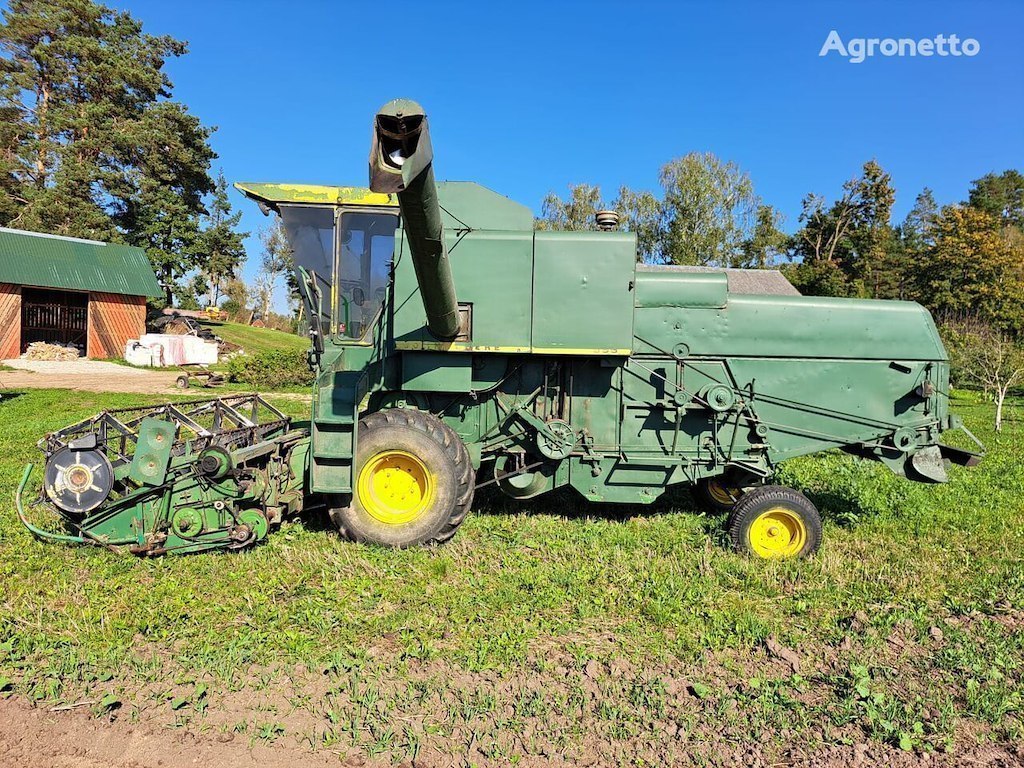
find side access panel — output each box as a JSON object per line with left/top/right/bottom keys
{"left": 532, "top": 231, "right": 635, "bottom": 355}
{"left": 402, "top": 352, "right": 473, "bottom": 392}
{"left": 393, "top": 230, "right": 534, "bottom": 352}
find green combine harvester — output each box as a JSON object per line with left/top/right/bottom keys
{"left": 18, "top": 99, "right": 981, "bottom": 559}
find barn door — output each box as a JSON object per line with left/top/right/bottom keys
{"left": 20, "top": 287, "right": 88, "bottom": 352}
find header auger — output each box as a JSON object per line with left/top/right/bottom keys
{"left": 18, "top": 99, "right": 981, "bottom": 558}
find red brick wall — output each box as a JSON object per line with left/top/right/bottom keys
{"left": 0, "top": 283, "right": 21, "bottom": 359}
{"left": 87, "top": 292, "right": 147, "bottom": 359}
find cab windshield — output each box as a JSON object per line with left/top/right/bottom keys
{"left": 278, "top": 205, "right": 397, "bottom": 340}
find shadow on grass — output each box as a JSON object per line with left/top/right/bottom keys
{"left": 295, "top": 497, "right": 335, "bottom": 533}
{"left": 472, "top": 484, "right": 716, "bottom": 523}
{"left": 475, "top": 477, "right": 869, "bottom": 518}
{"left": 293, "top": 474, "right": 870, "bottom": 538}
{"left": 797, "top": 489, "right": 868, "bottom": 528}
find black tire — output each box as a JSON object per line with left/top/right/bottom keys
{"left": 175, "top": 375, "right": 190, "bottom": 389}
{"left": 692, "top": 473, "right": 747, "bottom": 513}
{"left": 327, "top": 409, "right": 475, "bottom": 547}
{"left": 727, "top": 485, "right": 822, "bottom": 559}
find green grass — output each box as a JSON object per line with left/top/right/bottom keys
{"left": 199, "top": 319, "right": 308, "bottom": 355}
{"left": 0, "top": 387, "right": 1021, "bottom": 763}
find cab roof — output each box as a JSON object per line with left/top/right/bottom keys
{"left": 236, "top": 181, "right": 534, "bottom": 232}
{"left": 234, "top": 182, "right": 397, "bottom": 208}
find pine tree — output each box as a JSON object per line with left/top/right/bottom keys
{"left": 0, "top": 0, "right": 218, "bottom": 304}
{"left": 967, "top": 170, "right": 1024, "bottom": 231}
{"left": 902, "top": 188, "right": 939, "bottom": 253}
{"left": 844, "top": 160, "right": 896, "bottom": 297}
{"left": 200, "top": 171, "right": 248, "bottom": 306}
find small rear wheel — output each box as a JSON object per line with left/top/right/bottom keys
{"left": 327, "top": 409, "right": 475, "bottom": 547}
{"left": 727, "top": 485, "right": 822, "bottom": 559}
{"left": 175, "top": 375, "right": 190, "bottom": 389}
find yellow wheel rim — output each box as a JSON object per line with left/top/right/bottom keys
{"left": 357, "top": 450, "right": 435, "bottom": 525}
{"left": 708, "top": 478, "right": 740, "bottom": 506}
{"left": 748, "top": 506, "right": 807, "bottom": 559}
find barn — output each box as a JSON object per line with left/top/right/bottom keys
{"left": 0, "top": 227, "right": 161, "bottom": 360}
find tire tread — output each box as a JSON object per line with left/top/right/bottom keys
{"left": 727, "top": 484, "right": 822, "bottom": 558}
{"left": 329, "top": 408, "right": 475, "bottom": 546}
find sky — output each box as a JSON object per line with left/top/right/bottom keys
{"left": 115, "top": 0, "right": 1024, "bottom": 311}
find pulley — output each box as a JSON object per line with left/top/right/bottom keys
{"left": 44, "top": 446, "right": 114, "bottom": 515}
{"left": 198, "top": 446, "right": 232, "bottom": 479}
{"left": 699, "top": 384, "right": 736, "bottom": 412}
{"left": 494, "top": 454, "right": 553, "bottom": 500}
{"left": 536, "top": 419, "right": 577, "bottom": 460}
{"left": 892, "top": 428, "right": 917, "bottom": 452}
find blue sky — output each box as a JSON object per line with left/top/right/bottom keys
{"left": 118, "top": 0, "right": 1023, "bottom": 309}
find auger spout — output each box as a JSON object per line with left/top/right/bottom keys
{"left": 368, "top": 98, "right": 460, "bottom": 339}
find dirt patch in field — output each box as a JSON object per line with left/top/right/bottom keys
{"left": 2, "top": 633, "right": 1021, "bottom": 768}
{"left": 0, "top": 685, "right": 1017, "bottom": 768}
{"left": 0, "top": 696, "right": 377, "bottom": 768}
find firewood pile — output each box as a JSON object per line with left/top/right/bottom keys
{"left": 24, "top": 342, "right": 81, "bottom": 361}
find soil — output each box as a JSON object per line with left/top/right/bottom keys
{"left": 0, "top": 696, "right": 374, "bottom": 768}
{"left": 1, "top": 640, "right": 1021, "bottom": 768}
{"left": 0, "top": 689, "right": 1018, "bottom": 768}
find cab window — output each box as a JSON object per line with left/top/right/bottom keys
{"left": 278, "top": 205, "right": 333, "bottom": 326}
{"left": 337, "top": 212, "right": 398, "bottom": 339}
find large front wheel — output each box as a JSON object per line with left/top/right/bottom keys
{"left": 327, "top": 409, "right": 475, "bottom": 547}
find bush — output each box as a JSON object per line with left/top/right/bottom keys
{"left": 227, "top": 349, "right": 313, "bottom": 389}
{"left": 220, "top": 299, "right": 243, "bottom": 317}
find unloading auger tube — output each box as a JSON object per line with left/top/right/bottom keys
{"left": 17, "top": 395, "right": 311, "bottom": 555}
{"left": 368, "top": 98, "right": 460, "bottom": 339}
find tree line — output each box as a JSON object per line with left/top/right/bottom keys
{"left": 0, "top": 0, "right": 247, "bottom": 308}
{"left": 538, "top": 162, "right": 1024, "bottom": 333}
{"left": 3, "top": 0, "right": 1023, "bottom": 380}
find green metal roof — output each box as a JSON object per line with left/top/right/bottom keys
{"left": 0, "top": 227, "right": 162, "bottom": 297}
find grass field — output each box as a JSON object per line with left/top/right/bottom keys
{"left": 0, "top": 387, "right": 1020, "bottom": 766}
{"left": 199, "top": 319, "right": 308, "bottom": 355}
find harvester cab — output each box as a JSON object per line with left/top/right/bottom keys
{"left": 17, "top": 98, "right": 982, "bottom": 559}
{"left": 252, "top": 184, "right": 399, "bottom": 348}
